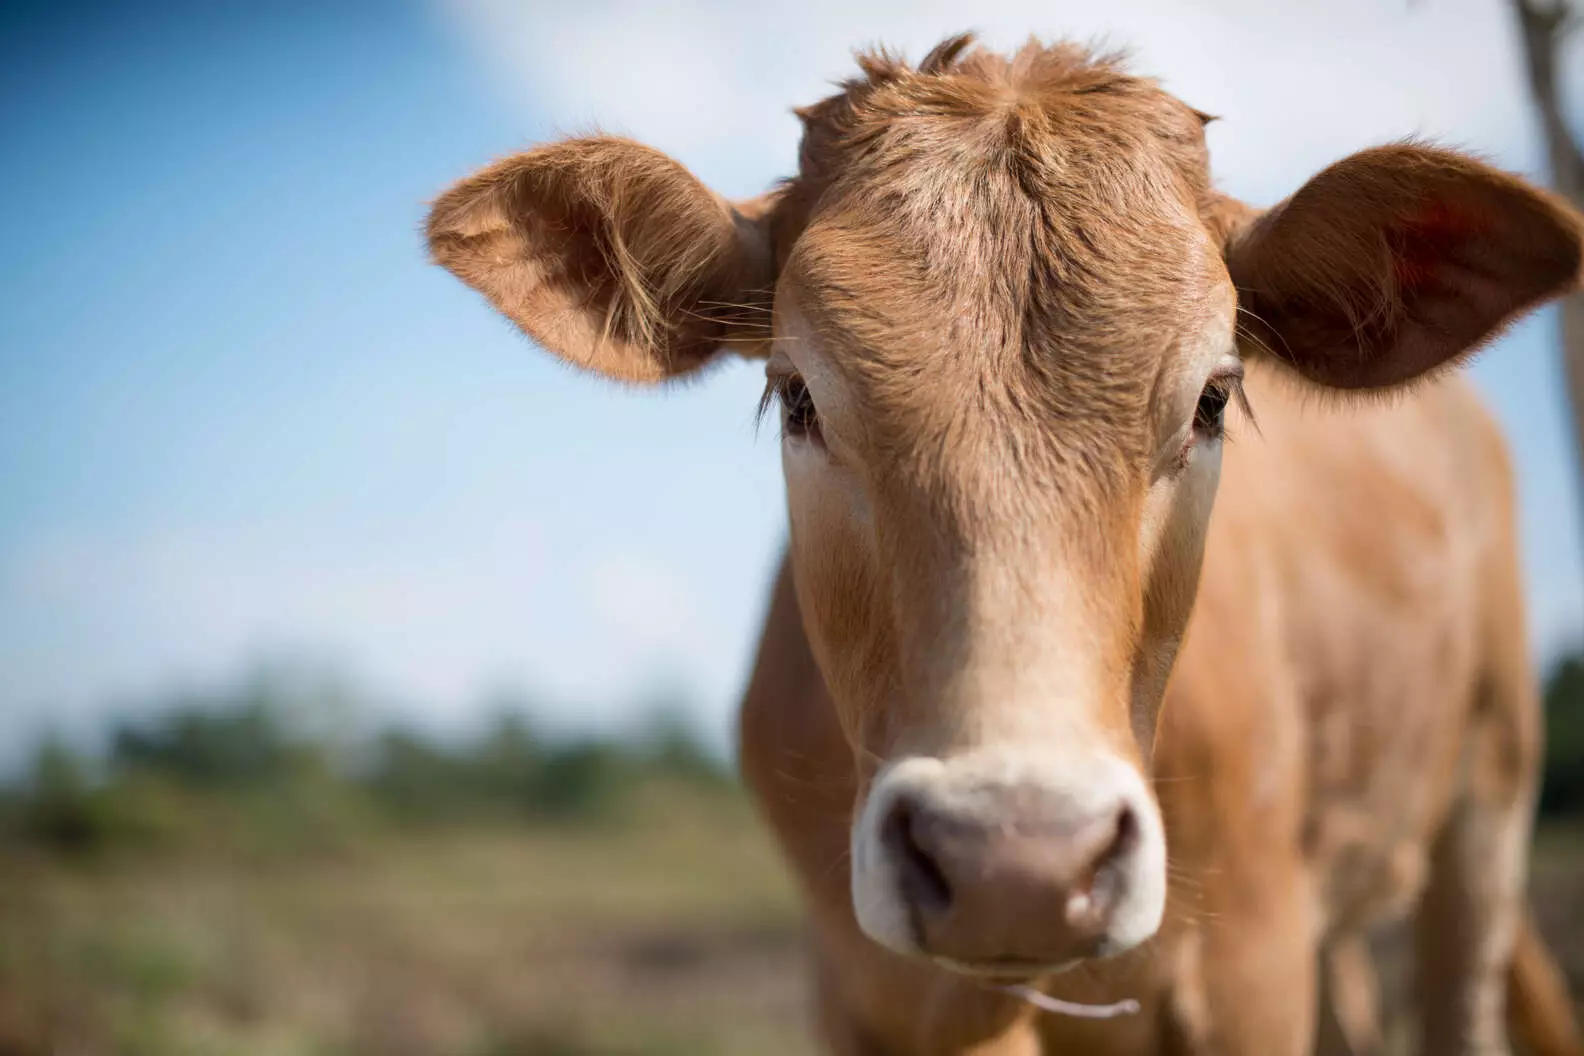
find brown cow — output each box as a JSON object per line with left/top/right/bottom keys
{"left": 427, "top": 35, "right": 1584, "bottom": 1056}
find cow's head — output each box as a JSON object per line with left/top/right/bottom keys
{"left": 428, "top": 37, "right": 1581, "bottom": 975}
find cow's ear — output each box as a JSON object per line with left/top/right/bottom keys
{"left": 427, "top": 136, "right": 776, "bottom": 383}
{"left": 1222, "top": 145, "right": 1584, "bottom": 390}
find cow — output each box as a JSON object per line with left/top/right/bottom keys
{"left": 426, "top": 35, "right": 1584, "bottom": 1056}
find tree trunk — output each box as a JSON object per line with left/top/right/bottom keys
{"left": 1514, "top": 0, "right": 1584, "bottom": 532}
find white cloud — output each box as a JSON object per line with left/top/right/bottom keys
{"left": 439, "top": 0, "right": 1564, "bottom": 199}
{"left": 583, "top": 546, "right": 705, "bottom": 656}
{"left": 1, "top": 515, "right": 552, "bottom": 727}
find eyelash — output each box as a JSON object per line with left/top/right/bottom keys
{"left": 1194, "top": 378, "right": 1235, "bottom": 439}
{"left": 763, "top": 374, "right": 822, "bottom": 443}
{"left": 1175, "top": 373, "right": 1251, "bottom": 470}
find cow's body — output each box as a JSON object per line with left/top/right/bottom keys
{"left": 741, "top": 368, "right": 1568, "bottom": 1054}
{"left": 427, "top": 33, "right": 1584, "bottom": 1056}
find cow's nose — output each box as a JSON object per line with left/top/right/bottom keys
{"left": 882, "top": 786, "right": 1139, "bottom": 968}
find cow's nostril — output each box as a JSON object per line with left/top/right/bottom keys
{"left": 1074, "top": 802, "right": 1139, "bottom": 924}
{"left": 1105, "top": 802, "right": 1140, "bottom": 865}
{"left": 885, "top": 797, "right": 953, "bottom": 919}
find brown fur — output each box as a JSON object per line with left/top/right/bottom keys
{"left": 427, "top": 138, "right": 777, "bottom": 381}
{"left": 428, "top": 34, "right": 1584, "bottom": 1055}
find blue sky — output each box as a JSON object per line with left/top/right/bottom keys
{"left": 2, "top": 0, "right": 1582, "bottom": 758}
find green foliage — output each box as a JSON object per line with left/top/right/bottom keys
{"left": 0, "top": 669, "right": 735, "bottom": 859}
{"left": 1542, "top": 651, "right": 1584, "bottom": 817}
{"left": 528, "top": 740, "right": 635, "bottom": 819}
{"left": 635, "top": 709, "right": 732, "bottom": 790}
{"left": 363, "top": 705, "right": 730, "bottom": 825}
{"left": 110, "top": 698, "right": 322, "bottom": 790}
{"left": 363, "top": 727, "right": 481, "bottom": 822}
{"left": 11, "top": 737, "right": 119, "bottom": 854}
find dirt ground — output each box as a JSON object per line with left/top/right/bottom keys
{"left": 0, "top": 794, "right": 1577, "bottom": 1055}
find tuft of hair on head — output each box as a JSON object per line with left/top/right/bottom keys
{"left": 917, "top": 32, "right": 977, "bottom": 75}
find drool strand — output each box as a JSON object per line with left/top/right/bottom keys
{"left": 996, "top": 983, "right": 1140, "bottom": 1021}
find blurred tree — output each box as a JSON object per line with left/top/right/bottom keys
{"left": 1, "top": 666, "right": 737, "bottom": 855}
{"left": 473, "top": 710, "right": 544, "bottom": 804}
{"left": 1514, "top": 0, "right": 1584, "bottom": 530}
{"left": 529, "top": 739, "right": 635, "bottom": 818}
{"left": 15, "top": 737, "right": 110, "bottom": 852}
{"left": 634, "top": 707, "right": 729, "bottom": 786}
{"left": 364, "top": 727, "right": 471, "bottom": 821}
{"left": 109, "top": 677, "right": 323, "bottom": 789}
{"left": 1541, "top": 650, "right": 1584, "bottom": 814}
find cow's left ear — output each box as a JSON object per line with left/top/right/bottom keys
{"left": 1223, "top": 145, "right": 1584, "bottom": 390}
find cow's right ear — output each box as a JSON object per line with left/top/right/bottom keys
{"left": 1218, "top": 145, "right": 1584, "bottom": 391}
{"left": 426, "top": 137, "right": 777, "bottom": 384}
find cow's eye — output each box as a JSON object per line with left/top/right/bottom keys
{"left": 779, "top": 376, "right": 821, "bottom": 442}
{"left": 1193, "top": 378, "right": 1233, "bottom": 439}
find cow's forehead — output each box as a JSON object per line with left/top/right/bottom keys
{"left": 774, "top": 170, "right": 1228, "bottom": 511}
{"left": 767, "top": 38, "right": 1228, "bottom": 468}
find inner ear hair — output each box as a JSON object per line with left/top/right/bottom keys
{"left": 1221, "top": 144, "right": 1584, "bottom": 391}
{"left": 426, "top": 136, "right": 778, "bottom": 383}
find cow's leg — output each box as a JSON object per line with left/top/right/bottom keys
{"left": 1414, "top": 535, "right": 1546, "bottom": 1056}
{"left": 1316, "top": 934, "right": 1382, "bottom": 1056}
{"left": 1414, "top": 778, "right": 1532, "bottom": 1056}
{"left": 1505, "top": 907, "right": 1584, "bottom": 1056}
{"left": 1170, "top": 860, "right": 1321, "bottom": 1056}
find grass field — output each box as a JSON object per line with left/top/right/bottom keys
{"left": 0, "top": 785, "right": 1578, "bottom": 1056}
{"left": 0, "top": 786, "right": 811, "bottom": 1056}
